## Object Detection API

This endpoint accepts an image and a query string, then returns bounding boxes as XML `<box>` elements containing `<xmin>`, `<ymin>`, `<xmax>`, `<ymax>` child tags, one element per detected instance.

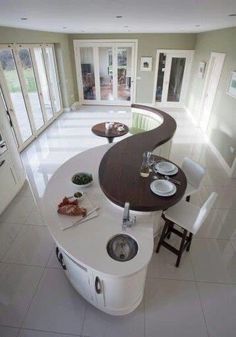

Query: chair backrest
<box><xmin>192</xmin><ymin>192</ymin><xmax>218</xmax><ymax>234</ymax></box>
<box><xmin>181</xmin><ymin>157</ymin><xmax>205</xmax><ymax>190</ymax></box>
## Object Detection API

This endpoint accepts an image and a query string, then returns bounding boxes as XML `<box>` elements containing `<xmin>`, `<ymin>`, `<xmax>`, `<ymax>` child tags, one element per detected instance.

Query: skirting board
<box><xmin>184</xmin><ymin>105</ymin><xmax>235</xmax><ymax>178</ymax></box>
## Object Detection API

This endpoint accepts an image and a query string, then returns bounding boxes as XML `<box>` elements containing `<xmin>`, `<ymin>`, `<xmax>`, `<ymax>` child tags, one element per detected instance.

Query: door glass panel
<box><xmin>34</xmin><ymin>47</ymin><xmax>53</xmax><ymax>120</ymax></box>
<box><xmin>80</xmin><ymin>47</ymin><xmax>96</xmax><ymax>100</ymax></box>
<box><xmin>167</xmin><ymin>57</ymin><xmax>186</xmax><ymax>102</ymax></box>
<box><xmin>99</xmin><ymin>47</ymin><xmax>113</xmax><ymax>101</ymax></box>
<box><xmin>117</xmin><ymin>47</ymin><xmax>131</xmax><ymax>101</ymax></box>
<box><xmin>0</xmin><ymin>49</ymin><xmax>32</xmax><ymax>142</ymax></box>
<box><xmin>45</xmin><ymin>47</ymin><xmax>61</xmax><ymax>112</ymax></box>
<box><xmin>155</xmin><ymin>53</ymin><xmax>166</xmax><ymax>102</ymax></box>
<box><xmin>18</xmin><ymin>48</ymin><xmax>44</xmax><ymax>130</ymax></box>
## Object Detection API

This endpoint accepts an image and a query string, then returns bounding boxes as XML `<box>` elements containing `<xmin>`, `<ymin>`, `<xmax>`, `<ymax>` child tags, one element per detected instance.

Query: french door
<box><xmin>74</xmin><ymin>40</ymin><xmax>137</xmax><ymax>105</ymax></box>
<box><xmin>153</xmin><ymin>50</ymin><xmax>194</xmax><ymax>107</ymax></box>
<box><xmin>0</xmin><ymin>44</ymin><xmax>62</xmax><ymax>151</ymax></box>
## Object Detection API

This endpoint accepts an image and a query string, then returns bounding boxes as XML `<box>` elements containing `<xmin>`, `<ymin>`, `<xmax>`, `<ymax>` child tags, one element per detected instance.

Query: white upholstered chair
<box><xmin>181</xmin><ymin>157</ymin><xmax>206</xmax><ymax>201</ymax></box>
<box><xmin>156</xmin><ymin>192</ymin><xmax>218</xmax><ymax>267</ymax></box>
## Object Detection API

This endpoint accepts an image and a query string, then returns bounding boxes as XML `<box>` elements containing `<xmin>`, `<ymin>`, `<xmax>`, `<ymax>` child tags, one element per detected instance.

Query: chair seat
<box><xmin>164</xmin><ymin>200</ymin><xmax>200</xmax><ymax>235</ymax></box>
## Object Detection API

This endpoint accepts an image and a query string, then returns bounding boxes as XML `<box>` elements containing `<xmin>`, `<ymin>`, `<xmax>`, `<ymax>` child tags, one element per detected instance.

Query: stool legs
<box><xmin>175</xmin><ymin>229</ymin><xmax>188</xmax><ymax>267</ymax></box>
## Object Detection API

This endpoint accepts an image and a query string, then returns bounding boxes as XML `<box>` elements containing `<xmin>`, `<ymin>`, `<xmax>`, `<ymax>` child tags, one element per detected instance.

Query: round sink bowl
<box><xmin>107</xmin><ymin>234</ymin><xmax>138</xmax><ymax>262</ymax></box>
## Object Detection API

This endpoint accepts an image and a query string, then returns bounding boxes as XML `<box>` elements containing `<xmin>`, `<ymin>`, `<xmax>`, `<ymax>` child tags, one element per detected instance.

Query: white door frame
<box><xmin>199</xmin><ymin>52</ymin><xmax>225</xmax><ymax>131</ymax></box>
<box><xmin>153</xmin><ymin>49</ymin><xmax>194</xmax><ymax>107</ymax></box>
<box><xmin>73</xmin><ymin>39</ymin><xmax>138</xmax><ymax>106</ymax></box>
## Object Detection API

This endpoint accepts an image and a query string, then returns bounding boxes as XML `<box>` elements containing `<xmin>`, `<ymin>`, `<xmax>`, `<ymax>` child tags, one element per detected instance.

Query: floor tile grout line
<box><xmin>194</xmin><ymin>280</ymin><xmax>211</xmax><ymax>337</ymax></box>
<box><xmin>17</xmin><ymin>326</ymin><xmax>82</xmax><ymax>336</ymax></box>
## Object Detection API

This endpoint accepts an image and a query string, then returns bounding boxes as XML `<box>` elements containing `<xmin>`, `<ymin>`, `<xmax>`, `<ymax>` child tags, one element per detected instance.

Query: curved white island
<box><xmin>42</xmin><ymin>144</ymin><xmax>156</xmax><ymax>316</ymax></box>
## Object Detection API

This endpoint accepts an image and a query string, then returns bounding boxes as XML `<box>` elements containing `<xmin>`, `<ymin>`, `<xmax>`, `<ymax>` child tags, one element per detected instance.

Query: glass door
<box><xmin>74</xmin><ymin>40</ymin><xmax>136</xmax><ymax>105</ymax></box>
<box><xmin>154</xmin><ymin>50</ymin><xmax>194</xmax><ymax>107</ymax></box>
<box><xmin>0</xmin><ymin>44</ymin><xmax>62</xmax><ymax>151</ymax></box>
<box><xmin>0</xmin><ymin>48</ymin><xmax>33</xmax><ymax>146</ymax></box>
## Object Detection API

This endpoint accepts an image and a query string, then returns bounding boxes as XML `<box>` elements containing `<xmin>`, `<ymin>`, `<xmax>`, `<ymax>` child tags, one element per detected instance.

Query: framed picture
<box><xmin>198</xmin><ymin>61</ymin><xmax>206</xmax><ymax>79</ymax></box>
<box><xmin>140</xmin><ymin>57</ymin><xmax>152</xmax><ymax>71</ymax></box>
<box><xmin>227</xmin><ymin>71</ymin><xmax>236</xmax><ymax>98</ymax></box>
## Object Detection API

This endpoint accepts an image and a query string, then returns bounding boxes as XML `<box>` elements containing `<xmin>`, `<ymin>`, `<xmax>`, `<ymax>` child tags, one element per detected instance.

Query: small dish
<box><xmin>154</xmin><ymin>161</ymin><xmax>178</xmax><ymax>176</ymax></box>
<box><xmin>73</xmin><ymin>191</ymin><xmax>84</xmax><ymax>200</ymax></box>
<box><xmin>150</xmin><ymin>179</ymin><xmax>176</xmax><ymax>197</ymax></box>
<box><xmin>71</xmin><ymin>172</ymin><xmax>93</xmax><ymax>188</ymax></box>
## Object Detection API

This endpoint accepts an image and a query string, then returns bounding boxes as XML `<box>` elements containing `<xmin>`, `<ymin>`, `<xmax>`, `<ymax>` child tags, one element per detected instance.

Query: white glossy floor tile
<box><xmin>190</xmin><ymin>239</ymin><xmax>236</xmax><ymax>283</ymax></box>
<box><xmin>196</xmin><ymin>208</ymin><xmax>236</xmax><ymax>239</ymax></box>
<box><xmin>198</xmin><ymin>282</ymin><xmax>236</xmax><ymax>337</ymax></box>
<box><xmin>0</xmin><ymin>196</ymin><xmax>37</xmax><ymax>225</ymax></box>
<box><xmin>0</xmin><ymin>222</ymin><xmax>23</xmax><ymax>260</ymax></box>
<box><xmin>23</xmin><ymin>269</ymin><xmax>86</xmax><ymax>335</ymax></box>
<box><xmin>3</xmin><ymin>225</ymin><xmax>54</xmax><ymax>267</ymax></box>
<box><xmin>82</xmin><ymin>302</ymin><xmax>144</xmax><ymax>337</ymax></box>
<box><xmin>148</xmin><ymin>238</ymin><xmax>195</xmax><ymax>281</ymax></box>
<box><xmin>24</xmin><ymin>208</ymin><xmax>46</xmax><ymax>226</ymax></box>
<box><xmin>145</xmin><ymin>278</ymin><xmax>208</xmax><ymax>337</ymax></box>
<box><xmin>0</xmin><ymin>326</ymin><xmax>19</xmax><ymax>337</ymax></box>
<box><xmin>19</xmin><ymin>329</ymin><xmax>80</xmax><ymax>337</ymax></box>
<box><xmin>0</xmin><ymin>263</ymin><xmax>43</xmax><ymax>327</ymax></box>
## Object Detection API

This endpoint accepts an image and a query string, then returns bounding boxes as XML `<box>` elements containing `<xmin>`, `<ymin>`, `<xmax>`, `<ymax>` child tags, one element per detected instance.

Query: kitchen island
<box><xmin>41</xmin><ymin>105</ymin><xmax>186</xmax><ymax>315</ymax></box>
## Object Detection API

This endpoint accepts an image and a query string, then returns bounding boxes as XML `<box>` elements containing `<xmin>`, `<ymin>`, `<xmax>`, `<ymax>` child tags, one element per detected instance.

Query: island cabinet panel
<box><xmin>101</xmin><ymin>267</ymin><xmax>147</xmax><ymax>313</ymax></box>
<box><xmin>63</xmin><ymin>251</ymin><xmax>95</xmax><ymax>304</ymax></box>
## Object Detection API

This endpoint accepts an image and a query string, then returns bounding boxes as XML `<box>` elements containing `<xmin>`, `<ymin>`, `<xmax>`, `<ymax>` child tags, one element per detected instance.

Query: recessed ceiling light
<box><xmin>20</xmin><ymin>17</ymin><xmax>28</xmax><ymax>21</ymax></box>
<box><xmin>116</xmin><ymin>15</ymin><xmax>123</xmax><ymax>19</ymax></box>
<box><xmin>228</xmin><ymin>13</ymin><xmax>236</xmax><ymax>17</ymax></box>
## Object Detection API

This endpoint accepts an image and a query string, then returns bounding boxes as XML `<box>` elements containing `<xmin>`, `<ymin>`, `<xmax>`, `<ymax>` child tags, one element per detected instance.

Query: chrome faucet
<box><xmin>122</xmin><ymin>202</ymin><xmax>136</xmax><ymax>230</ymax></box>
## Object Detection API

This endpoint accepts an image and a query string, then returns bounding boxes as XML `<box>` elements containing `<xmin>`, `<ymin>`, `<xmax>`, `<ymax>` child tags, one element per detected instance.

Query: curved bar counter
<box><xmin>99</xmin><ymin>104</ymin><xmax>186</xmax><ymax>211</ymax></box>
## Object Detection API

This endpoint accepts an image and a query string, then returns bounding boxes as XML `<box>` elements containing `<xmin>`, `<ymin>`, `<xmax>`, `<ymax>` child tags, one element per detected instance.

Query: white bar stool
<box><xmin>156</xmin><ymin>192</ymin><xmax>217</xmax><ymax>267</ymax></box>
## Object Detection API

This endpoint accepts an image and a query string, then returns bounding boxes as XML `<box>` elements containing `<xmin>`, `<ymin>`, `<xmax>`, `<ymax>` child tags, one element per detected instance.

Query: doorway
<box><xmin>0</xmin><ymin>44</ymin><xmax>62</xmax><ymax>151</ymax></box>
<box><xmin>199</xmin><ymin>52</ymin><xmax>225</xmax><ymax>131</ymax></box>
<box><xmin>74</xmin><ymin>40</ymin><xmax>137</xmax><ymax>105</ymax></box>
<box><xmin>153</xmin><ymin>50</ymin><xmax>194</xmax><ymax>107</ymax></box>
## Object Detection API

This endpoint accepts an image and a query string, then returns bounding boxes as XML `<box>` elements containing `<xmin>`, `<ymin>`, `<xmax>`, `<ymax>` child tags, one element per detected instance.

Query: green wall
<box><xmin>0</xmin><ymin>26</ymin><xmax>75</xmax><ymax>108</ymax></box>
<box><xmin>187</xmin><ymin>27</ymin><xmax>236</xmax><ymax>168</ymax></box>
<box><xmin>68</xmin><ymin>33</ymin><xmax>196</xmax><ymax>103</ymax></box>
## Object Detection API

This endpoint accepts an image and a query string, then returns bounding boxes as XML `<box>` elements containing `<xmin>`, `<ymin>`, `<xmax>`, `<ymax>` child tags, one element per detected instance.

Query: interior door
<box><xmin>154</xmin><ymin>50</ymin><xmax>194</xmax><ymax>107</ymax></box>
<box><xmin>199</xmin><ymin>52</ymin><xmax>225</xmax><ymax>131</ymax></box>
<box><xmin>74</xmin><ymin>40</ymin><xmax>136</xmax><ymax>106</ymax></box>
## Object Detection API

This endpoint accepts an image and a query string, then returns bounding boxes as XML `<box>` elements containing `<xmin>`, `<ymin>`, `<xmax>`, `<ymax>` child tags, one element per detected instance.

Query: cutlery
<box><xmin>164</xmin><ymin>176</ymin><xmax>181</xmax><ymax>185</ymax></box>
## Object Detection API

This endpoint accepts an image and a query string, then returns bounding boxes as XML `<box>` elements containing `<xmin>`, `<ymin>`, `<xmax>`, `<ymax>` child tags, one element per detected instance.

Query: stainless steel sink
<box><xmin>107</xmin><ymin>234</ymin><xmax>138</xmax><ymax>262</ymax></box>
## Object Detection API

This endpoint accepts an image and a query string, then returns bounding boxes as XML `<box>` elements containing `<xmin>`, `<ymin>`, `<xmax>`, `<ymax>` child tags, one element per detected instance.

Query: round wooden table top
<box><xmin>99</xmin><ymin>104</ymin><xmax>187</xmax><ymax>212</ymax></box>
<box><xmin>92</xmin><ymin>122</ymin><xmax>129</xmax><ymax>142</ymax></box>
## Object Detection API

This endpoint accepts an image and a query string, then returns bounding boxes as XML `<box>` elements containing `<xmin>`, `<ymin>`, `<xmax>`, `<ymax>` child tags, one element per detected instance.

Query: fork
<box><xmin>164</xmin><ymin>175</ymin><xmax>181</xmax><ymax>185</ymax></box>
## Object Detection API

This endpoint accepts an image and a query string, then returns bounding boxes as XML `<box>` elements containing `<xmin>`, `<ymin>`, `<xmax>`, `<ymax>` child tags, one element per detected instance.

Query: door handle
<box><xmin>0</xmin><ymin>160</ymin><xmax>5</xmax><ymax>167</ymax></box>
<box><xmin>6</xmin><ymin>110</ymin><xmax>13</xmax><ymax>127</ymax></box>
<box><xmin>95</xmin><ymin>276</ymin><xmax>102</xmax><ymax>294</ymax></box>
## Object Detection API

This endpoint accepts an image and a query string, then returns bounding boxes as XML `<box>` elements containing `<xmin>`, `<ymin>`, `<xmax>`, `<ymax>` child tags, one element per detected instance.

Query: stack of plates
<box><xmin>150</xmin><ymin>179</ymin><xmax>177</xmax><ymax>197</ymax></box>
<box><xmin>154</xmin><ymin>161</ymin><xmax>178</xmax><ymax>176</ymax></box>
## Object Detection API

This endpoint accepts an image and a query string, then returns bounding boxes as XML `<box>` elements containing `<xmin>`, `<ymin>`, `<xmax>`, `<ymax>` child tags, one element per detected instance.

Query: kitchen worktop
<box><xmin>42</xmin><ymin>144</ymin><xmax>154</xmax><ymax>277</ymax></box>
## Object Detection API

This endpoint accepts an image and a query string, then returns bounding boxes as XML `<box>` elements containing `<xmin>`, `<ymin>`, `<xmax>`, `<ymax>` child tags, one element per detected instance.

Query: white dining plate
<box><xmin>150</xmin><ymin>179</ymin><xmax>177</xmax><ymax>197</ymax></box>
<box><xmin>154</xmin><ymin>161</ymin><xmax>178</xmax><ymax>176</ymax></box>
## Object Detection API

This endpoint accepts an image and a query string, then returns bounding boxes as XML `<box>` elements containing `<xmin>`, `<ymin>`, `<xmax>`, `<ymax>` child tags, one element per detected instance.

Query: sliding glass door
<box><xmin>74</xmin><ymin>40</ymin><xmax>136</xmax><ymax>105</ymax></box>
<box><xmin>0</xmin><ymin>44</ymin><xmax>62</xmax><ymax>151</ymax></box>
<box><xmin>154</xmin><ymin>50</ymin><xmax>194</xmax><ymax>107</ymax></box>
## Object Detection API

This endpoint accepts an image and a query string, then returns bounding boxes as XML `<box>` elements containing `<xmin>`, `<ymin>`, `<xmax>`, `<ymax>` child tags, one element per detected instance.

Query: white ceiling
<box><xmin>0</xmin><ymin>0</ymin><xmax>236</xmax><ymax>34</ymax></box>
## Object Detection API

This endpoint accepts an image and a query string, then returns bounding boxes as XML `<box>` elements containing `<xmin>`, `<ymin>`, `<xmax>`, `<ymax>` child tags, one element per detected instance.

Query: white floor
<box><xmin>0</xmin><ymin>105</ymin><xmax>236</xmax><ymax>337</ymax></box>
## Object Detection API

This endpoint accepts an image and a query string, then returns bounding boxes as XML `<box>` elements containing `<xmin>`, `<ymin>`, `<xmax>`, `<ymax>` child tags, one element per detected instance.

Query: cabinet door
<box><xmin>0</xmin><ymin>155</ymin><xmax>17</xmax><ymax>214</ymax></box>
<box><xmin>62</xmin><ymin>251</ymin><xmax>94</xmax><ymax>303</ymax></box>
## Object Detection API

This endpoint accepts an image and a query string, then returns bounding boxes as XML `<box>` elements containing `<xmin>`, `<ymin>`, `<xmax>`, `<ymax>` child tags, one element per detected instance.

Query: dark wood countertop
<box><xmin>99</xmin><ymin>104</ymin><xmax>187</xmax><ymax>211</ymax></box>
